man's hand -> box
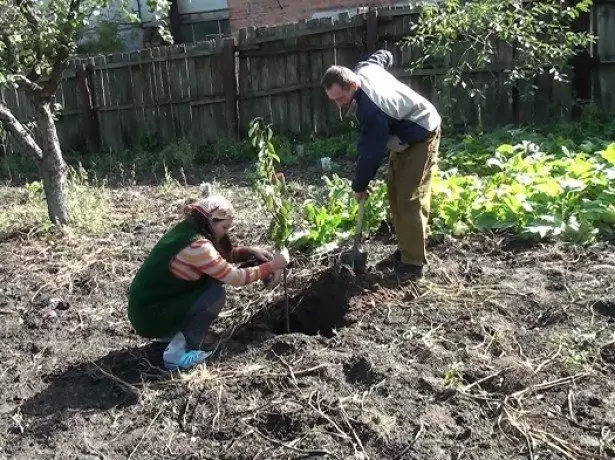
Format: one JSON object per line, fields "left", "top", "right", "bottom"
{"left": 249, "top": 247, "right": 273, "bottom": 262}
{"left": 355, "top": 191, "right": 369, "bottom": 202}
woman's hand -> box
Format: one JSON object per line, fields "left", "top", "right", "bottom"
{"left": 263, "top": 269, "right": 283, "bottom": 289}
{"left": 249, "top": 247, "right": 273, "bottom": 262}
{"left": 271, "top": 248, "right": 290, "bottom": 270}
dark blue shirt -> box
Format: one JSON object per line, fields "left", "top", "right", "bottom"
{"left": 351, "top": 50, "right": 434, "bottom": 192}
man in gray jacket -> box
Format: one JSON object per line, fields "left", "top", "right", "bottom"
{"left": 321, "top": 50, "right": 441, "bottom": 280}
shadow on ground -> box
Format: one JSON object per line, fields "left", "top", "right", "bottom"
{"left": 21, "top": 342, "right": 170, "bottom": 419}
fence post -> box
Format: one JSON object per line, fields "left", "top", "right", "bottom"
{"left": 222, "top": 37, "right": 239, "bottom": 138}
{"left": 76, "top": 63, "right": 100, "bottom": 151}
{"left": 366, "top": 9, "right": 378, "bottom": 54}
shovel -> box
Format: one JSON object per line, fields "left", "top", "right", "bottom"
{"left": 340, "top": 198, "right": 368, "bottom": 274}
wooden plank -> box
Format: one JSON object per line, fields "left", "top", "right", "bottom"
{"left": 266, "top": 34, "right": 288, "bottom": 134}
{"left": 308, "top": 29, "right": 326, "bottom": 134}
{"left": 102, "top": 52, "right": 119, "bottom": 151}
{"left": 222, "top": 37, "right": 238, "bottom": 138}
{"left": 256, "top": 37, "right": 273, "bottom": 127}
{"left": 239, "top": 44, "right": 358, "bottom": 57}
{"left": 187, "top": 43, "right": 203, "bottom": 146}
{"left": 5, "top": 87, "right": 24, "bottom": 124}
{"left": 237, "top": 31, "right": 254, "bottom": 135}
{"left": 92, "top": 55, "right": 107, "bottom": 151}
{"left": 298, "top": 27, "right": 313, "bottom": 133}
{"left": 202, "top": 41, "right": 218, "bottom": 143}
{"left": 596, "top": 3, "right": 615, "bottom": 61}
{"left": 285, "top": 32, "right": 302, "bottom": 135}
{"left": 144, "top": 48, "right": 159, "bottom": 146}
{"left": 105, "top": 52, "right": 123, "bottom": 152}
{"left": 366, "top": 10, "right": 378, "bottom": 54}
{"left": 129, "top": 50, "right": 145, "bottom": 147}
{"left": 167, "top": 45, "right": 184, "bottom": 140}
{"left": 88, "top": 47, "right": 224, "bottom": 70}
{"left": 234, "top": 15, "right": 364, "bottom": 47}
{"left": 209, "top": 39, "right": 227, "bottom": 139}
{"left": 119, "top": 52, "right": 136, "bottom": 149}
{"left": 154, "top": 46, "right": 174, "bottom": 145}
{"left": 596, "top": 63, "right": 615, "bottom": 113}
{"left": 188, "top": 41, "right": 214, "bottom": 145}
{"left": 89, "top": 95, "right": 226, "bottom": 112}
{"left": 174, "top": 44, "right": 193, "bottom": 139}
{"left": 76, "top": 59, "right": 99, "bottom": 151}
{"left": 321, "top": 28, "right": 338, "bottom": 132}
{"left": 17, "top": 84, "right": 33, "bottom": 123}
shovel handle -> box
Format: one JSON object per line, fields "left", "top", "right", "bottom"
{"left": 353, "top": 198, "right": 366, "bottom": 250}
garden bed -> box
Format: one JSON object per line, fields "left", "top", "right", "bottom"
{"left": 1, "top": 169, "right": 614, "bottom": 459}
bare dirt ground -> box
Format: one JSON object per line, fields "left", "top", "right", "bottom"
{"left": 1, "top": 166, "right": 614, "bottom": 460}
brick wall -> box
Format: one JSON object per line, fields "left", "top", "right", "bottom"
{"left": 228, "top": 0, "right": 399, "bottom": 31}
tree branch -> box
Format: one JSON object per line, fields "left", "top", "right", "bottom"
{"left": 42, "top": 0, "right": 82, "bottom": 99}
{"left": 16, "top": 0, "right": 41, "bottom": 29}
{"left": 1, "top": 33, "right": 20, "bottom": 75}
{"left": 0, "top": 102, "right": 43, "bottom": 161}
{"left": 14, "top": 75, "right": 43, "bottom": 95}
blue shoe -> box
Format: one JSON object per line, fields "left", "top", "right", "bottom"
{"left": 163, "top": 349, "right": 212, "bottom": 371}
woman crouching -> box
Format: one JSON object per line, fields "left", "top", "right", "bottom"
{"left": 128, "top": 195, "right": 289, "bottom": 370}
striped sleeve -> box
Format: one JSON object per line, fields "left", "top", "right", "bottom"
{"left": 231, "top": 246, "right": 252, "bottom": 263}
{"left": 171, "top": 239, "right": 273, "bottom": 287}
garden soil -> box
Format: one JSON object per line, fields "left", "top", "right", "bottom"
{"left": 1, "top": 173, "right": 614, "bottom": 460}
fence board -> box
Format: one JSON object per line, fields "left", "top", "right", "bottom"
{"left": 2, "top": 4, "right": 614, "bottom": 158}
{"left": 297, "top": 26, "right": 313, "bottom": 134}
{"left": 210, "top": 40, "right": 226, "bottom": 139}
{"left": 285, "top": 30, "right": 301, "bottom": 134}
{"left": 169, "top": 46, "right": 190, "bottom": 138}
{"left": 266, "top": 35, "right": 287, "bottom": 133}
{"left": 237, "top": 35, "right": 253, "bottom": 134}
{"left": 190, "top": 41, "right": 214, "bottom": 144}
{"left": 321, "top": 23, "right": 339, "bottom": 131}
{"left": 308, "top": 28, "right": 326, "bottom": 134}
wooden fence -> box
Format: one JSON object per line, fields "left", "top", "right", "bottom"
{"left": 2, "top": 3, "right": 614, "bottom": 155}
{"left": 594, "top": 0, "right": 615, "bottom": 112}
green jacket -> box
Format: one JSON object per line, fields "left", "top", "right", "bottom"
{"left": 128, "top": 220, "right": 214, "bottom": 338}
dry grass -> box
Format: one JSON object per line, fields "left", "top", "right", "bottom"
{"left": 1, "top": 173, "right": 614, "bottom": 460}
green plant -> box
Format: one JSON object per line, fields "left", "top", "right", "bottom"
{"left": 403, "top": 0, "right": 596, "bottom": 126}
{"left": 290, "top": 174, "right": 388, "bottom": 251}
{"left": 158, "top": 138, "right": 197, "bottom": 170}
{"left": 250, "top": 119, "right": 296, "bottom": 249}
{"left": 160, "top": 162, "right": 181, "bottom": 196}
{"left": 249, "top": 118, "right": 296, "bottom": 332}
{"left": 431, "top": 140, "right": 615, "bottom": 243}
{"left": 212, "top": 138, "right": 254, "bottom": 163}
{"left": 301, "top": 132, "right": 358, "bottom": 161}
{"left": 443, "top": 362, "right": 464, "bottom": 388}
{"left": 66, "top": 163, "right": 109, "bottom": 234}
{"left": 76, "top": 20, "right": 126, "bottom": 55}
{"left": 561, "top": 328, "right": 598, "bottom": 374}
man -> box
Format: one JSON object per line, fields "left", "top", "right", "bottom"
{"left": 321, "top": 49, "right": 441, "bottom": 280}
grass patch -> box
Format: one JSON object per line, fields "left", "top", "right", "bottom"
{"left": 0, "top": 164, "right": 109, "bottom": 236}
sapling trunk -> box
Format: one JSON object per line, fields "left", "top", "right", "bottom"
{"left": 249, "top": 118, "right": 295, "bottom": 334}
{"left": 283, "top": 267, "right": 290, "bottom": 333}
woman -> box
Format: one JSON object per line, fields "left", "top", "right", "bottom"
{"left": 128, "top": 194, "right": 289, "bottom": 371}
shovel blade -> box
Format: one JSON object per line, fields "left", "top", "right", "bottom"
{"left": 339, "top": 249, "right": 368, "bottom": 274}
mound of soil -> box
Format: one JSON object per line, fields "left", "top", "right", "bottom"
{"left": 2, "top": 182, "right": 615, "bottom": 460}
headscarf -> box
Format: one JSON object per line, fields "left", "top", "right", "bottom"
{"left": 185, "top": 194, "right": 234, "bottom": 222}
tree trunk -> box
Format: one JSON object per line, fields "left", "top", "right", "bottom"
{"left": 36, "top": 103, "right": 69, "bottom": 226}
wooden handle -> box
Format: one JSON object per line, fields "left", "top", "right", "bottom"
{"left": 353, "top": 199, "right": 366, "bottom": 250}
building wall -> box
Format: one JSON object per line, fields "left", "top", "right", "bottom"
{"left": 227, "top": 0, "right": 402, "bottom": 31}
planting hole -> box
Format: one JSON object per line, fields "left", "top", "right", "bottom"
{"left": 272, "top": 269, "right": 361, "bottom": 337}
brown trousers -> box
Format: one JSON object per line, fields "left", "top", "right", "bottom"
{"left": 387, "top": 128, "right": 441, "bottom": 266}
